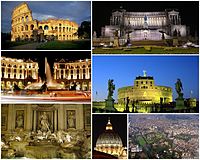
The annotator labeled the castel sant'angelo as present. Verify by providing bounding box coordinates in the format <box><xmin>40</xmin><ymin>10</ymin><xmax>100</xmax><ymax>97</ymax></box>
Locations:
<box><xmin>11</xmin><ymin>2</ymin><xmax>78</xmax><ymax>42</ymax></box>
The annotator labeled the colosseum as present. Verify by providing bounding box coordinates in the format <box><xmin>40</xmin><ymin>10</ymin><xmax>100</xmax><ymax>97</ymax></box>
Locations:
<box><xmin>11</xmin><ymin>2</ymin><xmax>78</xmax><ymax>42</ymax></box>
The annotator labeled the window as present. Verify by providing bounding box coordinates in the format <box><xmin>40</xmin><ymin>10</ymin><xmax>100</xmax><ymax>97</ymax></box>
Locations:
<box><xmin>30</xmin><ymin>24</ymin><xmax>34</xmax><ymax>30</ymax></box>
<box><xmin>44</xmin><ymin>25</ymin><xmax>49</xmax><ymax>30</ymax></box>
<box><xmin>26</xmin><ymin>16</ymin><xmax>28</xmax><ymax>22</ymax></box>
<box><xmin>25</xmin><ymin>25</ymin><xmax>28</xmax><ymax>31</ymax></box>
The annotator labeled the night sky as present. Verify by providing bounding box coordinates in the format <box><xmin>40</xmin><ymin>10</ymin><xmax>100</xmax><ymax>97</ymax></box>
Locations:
<box><xmin>92</xmin><ymin>56</ymin><xmax>199</xmax><ymax>101</ymax></box>
<box><xmin>1</xmin><ymin>1</ymin><xmax>91</xmax><ymax>33</ymax></box>
<box><xmin>92</xmin><ymin>114</ymin><xmax>127</xmax><ymax>149</ymax></box>
<box><xmin>2</xmin><ymin>51</ymin><xmax>90</xmax><ymax>81</ymax></box>
<box><xmin>93</xmin><ymin>1</ymin><xmax>199</xmax><ymax>37</ymax></box>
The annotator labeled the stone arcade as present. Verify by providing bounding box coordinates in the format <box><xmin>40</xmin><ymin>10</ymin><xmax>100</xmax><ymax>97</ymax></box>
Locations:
<box><xmin>101</xmin><ymin>7</ymin><xmax>188</xmax><ymax>40</ymax></box>
<box><xmin>1</xmin><ymin>104</ymin><xmax>91</xmax><ymax>159</ymax></box>
<box><xmin>11</xmin><ymin>3</ymin><xmax>78</xmax><ymax>42</ymax></box>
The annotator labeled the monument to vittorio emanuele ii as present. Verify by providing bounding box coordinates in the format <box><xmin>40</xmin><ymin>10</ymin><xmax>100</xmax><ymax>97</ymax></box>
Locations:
<box><xmin>101</xmin><ymin>7</ymin><xmax>188</xmax><ymax>40</ymax></box>
<box><xmin>11</xmin><ymin>3</ymin><xmax>78</xmax><ymax>41</ymax></box>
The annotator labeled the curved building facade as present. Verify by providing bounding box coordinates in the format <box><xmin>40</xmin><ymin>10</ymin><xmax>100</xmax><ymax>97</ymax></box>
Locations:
<box><xmin>11</xmin><ymin>3</ymin><xmax>78</xmax><ymax>41</ymax></box>
<box><xmin>1</xmin><ymin>56</ymin><xmax>39</xmax><ymax>90</ymax></box>
<box><xmin>118</xmin><ymin>73</ymin><xmax>172</xmax><ymax>105</ymax></box>
<box><xmin>53</xmin><ymin>59</ymin><xmax>91</xmax><ymax>91</ymax></box>
<box><xmin>94</xmin><ymin>118</ymin><xmax>127</xmax><ymax>159</ymax></box>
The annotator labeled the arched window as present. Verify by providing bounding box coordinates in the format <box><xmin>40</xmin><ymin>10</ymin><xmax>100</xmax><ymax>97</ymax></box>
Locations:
<box><xmin>55</xmin><ymin>27</ymin><xmax>58</xmax><ymax>31</ymax></box>
<box><xmin>63</xmin><ymin>27</ymin><xmax>65</xmax><ymax>32</ymax></box>
<box><xmin>44</xmin><ymin>25</ymin><xmax>49</xmax><ymax>30</ymax></box>
<box><xmin>25</xmin><ymin>25</ymin><xmax>28</xmax><ymax>31</ymax></box>
<box><xmin>39</xmin><ymin>26</ymin><xmax>42</xmax><ymax>29</ymax></box>
<box><xmin>26</xmin><ymin>16</ymin><xmax>28</xmax><ymax>22</ymax></box>
<box><xmin>30</xmin><ymin>24</ymin><xmax>34</xmax><ymax>30</ymax></box>
<box><xmin>21</xmin><ymin>26</ymin><xmax>24</xmax><ymax>31</ymax></box>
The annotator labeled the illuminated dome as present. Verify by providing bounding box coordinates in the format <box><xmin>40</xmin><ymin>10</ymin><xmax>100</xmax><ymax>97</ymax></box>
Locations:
<box><xmin>95</xmin><ymin>118</ymin><xmax>126</xmax><ymax>158</ymax></box>
<box><xmin>96</xmin><ymin>118</ymin><xmax>123</xmax><ymax>147</ymax></box>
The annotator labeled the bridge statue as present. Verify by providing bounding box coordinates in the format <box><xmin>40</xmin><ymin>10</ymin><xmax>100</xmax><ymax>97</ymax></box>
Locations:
<box><xmin>175</xmin><ymin>78</ymin><xmax>183</xmax><ymax>98</ymax></box>
<box><xmin>108</xmin><ymin>79</ymin><xmax>115</xmax><ymax>98</ymax></box>
<box><xmin>105</xmin><ymin>79</ymin><xmax>117</xmax><ymax>112</ymax></box>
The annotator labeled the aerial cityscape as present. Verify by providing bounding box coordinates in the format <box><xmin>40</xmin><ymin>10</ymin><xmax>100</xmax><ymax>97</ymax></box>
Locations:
<box><xmin>129</xmin><ymin>114</ymin><xmax>199</xmax><ymax>159</ymax></box>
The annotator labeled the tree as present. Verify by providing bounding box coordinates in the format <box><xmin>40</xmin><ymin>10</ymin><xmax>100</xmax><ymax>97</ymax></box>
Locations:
<box><xmin>77</xmin><ymin>21</ymin><xmax>91</xmax><ymax>39</ymax></box>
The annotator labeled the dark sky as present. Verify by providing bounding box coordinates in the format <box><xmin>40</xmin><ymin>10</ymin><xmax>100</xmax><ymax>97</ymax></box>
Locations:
<box><xmin>2</xmin><ymin>51</ymin><xmax>90</xmax><ymax>80</ymax></box>
<box><xmin>2</xmin><ymin>1</ymin><xmax>91</xmax><ymax>33</ymax></box>
<box><xmin>93</xmin><ymin>1</ymin><xmax>199</xmax><ymax>37</ymax></box>
<box><xmin>92</xmin><ymin>114</ymin><xmax>127</xmax><ymax>149</ymax></box>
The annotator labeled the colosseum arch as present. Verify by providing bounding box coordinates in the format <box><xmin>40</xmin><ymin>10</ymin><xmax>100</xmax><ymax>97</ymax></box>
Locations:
<box><xmin>25</xmin><ymin>25</ymin><xmax>28</xmax><ymax>30</ymax></box>
<box><xmin>44</xmin><ymin>25</ymin><xmax>49</xmax><ymax>30</ymax></box>
<box><xmin>30</xmin><ymin>24</ymin><xmax>34</xmax><ymax>30</ymax></box>
<box><xmin>25</xmin><ymin>15</ymin><xmax>29</xmax><ymax>22</ymax></box>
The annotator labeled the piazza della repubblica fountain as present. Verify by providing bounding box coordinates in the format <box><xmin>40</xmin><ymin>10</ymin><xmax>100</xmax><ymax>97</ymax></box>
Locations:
<box><xmin>3</xmin><ymin>57</ymin><xmax>91</xmax><ymax>101</ymax></box>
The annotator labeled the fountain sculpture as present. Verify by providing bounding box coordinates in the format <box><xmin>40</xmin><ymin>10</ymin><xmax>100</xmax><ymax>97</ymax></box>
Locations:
<box><xmin>25</xmin><ymin>57</ymin><xmax>65</xmax><ymax>90</ymax></box>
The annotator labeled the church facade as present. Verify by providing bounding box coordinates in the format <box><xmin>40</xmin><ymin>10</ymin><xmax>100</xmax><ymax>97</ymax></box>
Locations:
<box><xmin>101</xmin><ymin>8</ymin><xmax>188</xmax><ymax>40</ymax></box>
<box><xmin>11</xmin><ymin>3</ymin><xmax>78</xmax><ymax>42</ymax></box>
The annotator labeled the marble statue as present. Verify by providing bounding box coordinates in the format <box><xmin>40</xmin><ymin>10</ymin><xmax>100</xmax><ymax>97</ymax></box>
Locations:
<box><xmin>16</xmin><ymin>113</ymin><xmax>24</xmax><ymax>129</ymax></box>
<box><xmin>68</xmin><ymin>111</ymin><xmax>75</xmax><ymax>128</ymax></box>
<box><xmin>40</xmin><ymin>112</ymin><xmax>50</xmax><ymax>132</ymax></box>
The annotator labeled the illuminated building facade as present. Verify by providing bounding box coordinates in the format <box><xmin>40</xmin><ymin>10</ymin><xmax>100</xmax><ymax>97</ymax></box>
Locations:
<box><xmin>94</xmin><ymin>118</ymin><xmax>127</xmax><ymax>159</ymax></box>
<box><xmin>1</xmin><ymin>104</ymin><xmax>91</xmax><ymax>159</ymax></box>
<box><xmin>1</xmin><ymin>56</ymin><xmax>39</xmax><ymax>90</ymax></box>
<box><xmin>101</xmin><ymin>8</ymin><xmax>187</xmax><ymax>40</ymax></box>
<box><xmin>11</xmin><ymin>3</ymin><xmax>78</xmax><ymax>41</ymax></box>
<box><xmin>53</xmin><ymin>59</ymin><xmax>91</xmax><ymax>91</ymax></box>
<box><xmin>118</xmin><ymin>72</ymin><xmax>172</xmax><ymax>105</ymax></box>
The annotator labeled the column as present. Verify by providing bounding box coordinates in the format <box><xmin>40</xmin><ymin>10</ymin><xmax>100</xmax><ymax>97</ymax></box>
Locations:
<box><xmin>63</xmin><ymin>69</ymin><xmax>66</xmax><ymax>79</ymax></box>
<box><xmin>58</xmin><ymin>105</ymin><xmax>64</xmax><ymax>130</ymax></box>
<box><xmin>33</xmin><ymin>110</ymin><xmax>37</xmax><ymax>131</ymax></box>
<box><xmin>54</xmin><ymin>110</ymin><xmax>57</xmax><ymax>132</ymax></box>
<box><xmin>54</xmin><ymin>69</ymin><xmax>56</xmax><ymax>79</ymax></box>
<box><xmin>59</xmin><ymin>69</ymin><xmax>61</xmax><ymax>79</ymax></box>
<box><xmin>26</xmin><ymin>106</ymin><xmax>32</xmax><ymax>131</ymax></box>
<box><xmin>7</xmin><ymin>105</ymin><xmax>13</xmax><ymax>131</ymax></box>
